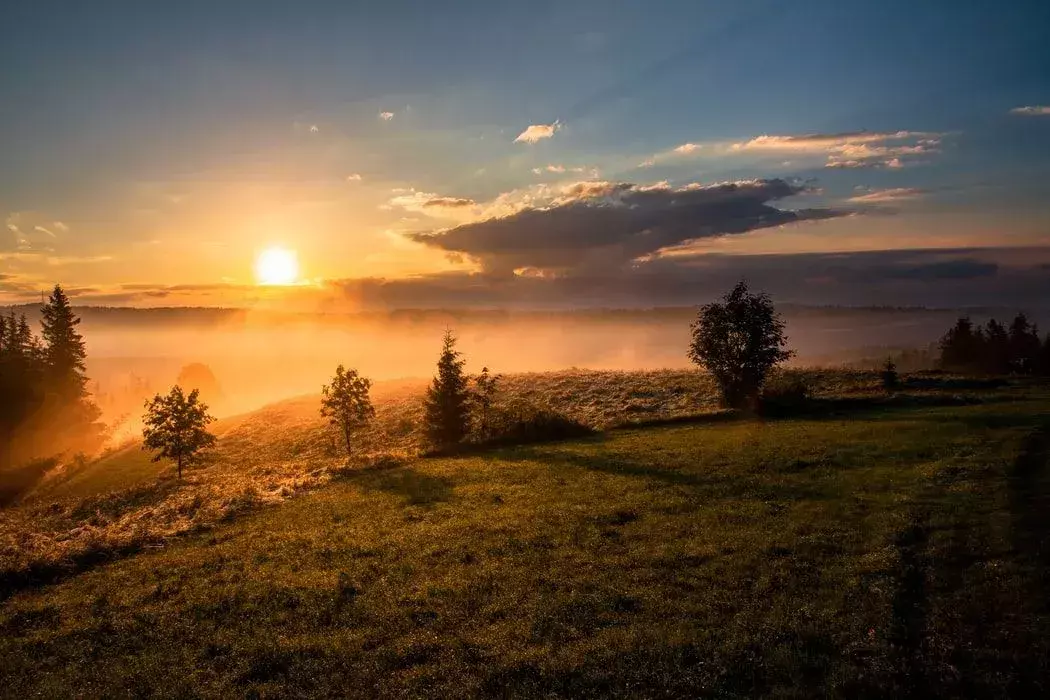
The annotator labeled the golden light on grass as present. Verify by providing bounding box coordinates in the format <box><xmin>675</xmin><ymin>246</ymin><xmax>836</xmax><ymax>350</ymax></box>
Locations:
<box><xmin>255</xmin><ymin>246</ymin><xmax>299</xmax><ymax>286</ymax></box>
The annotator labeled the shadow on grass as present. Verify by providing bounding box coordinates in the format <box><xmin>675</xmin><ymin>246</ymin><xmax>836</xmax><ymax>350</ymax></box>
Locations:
<box><xmin>357</xmin><ymin>467</ymin><xmax>455</xmax><ymax>507</ymax></box>
<box><xmin>0</xmin><ymin>457</ymin><xmax>59</xmax><ymax>507</ymax></box>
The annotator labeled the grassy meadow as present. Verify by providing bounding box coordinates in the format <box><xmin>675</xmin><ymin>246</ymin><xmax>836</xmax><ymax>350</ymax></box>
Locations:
<box><xmin>1</xmin><ymin>370</ymin><xmax>1049</xmax><ymax>696</ymax></box>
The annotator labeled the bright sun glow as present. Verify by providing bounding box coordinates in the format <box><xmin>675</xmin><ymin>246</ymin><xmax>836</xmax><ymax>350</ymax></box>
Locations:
<box><xmin>255</xmin><ymin>247</ymin><xmax>299</xmax><ymax>286</ymax></box>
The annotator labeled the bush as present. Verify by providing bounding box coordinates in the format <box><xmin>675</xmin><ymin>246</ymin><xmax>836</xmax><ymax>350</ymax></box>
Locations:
<box><xmin>478</xmin><ymin>400</ymin><xmax>593</xmax><ymax>446</ymax></box>
<box><xmin>881</xmin><ymin>358</ymin><xmax>899</xmax><ymax>390</ymax></box>
<box><xmin>757</xmin><ymin>376</ymin><xmax>811</xmax><ymax>417</ymax></box>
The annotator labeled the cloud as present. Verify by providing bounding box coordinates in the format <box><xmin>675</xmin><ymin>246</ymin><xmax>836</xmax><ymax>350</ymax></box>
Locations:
<box><xmin>4</xmin><ymin>211</ymin><xmax>68</xmax><ymax>251</ymax></box>
<box><xmin>309</xmin><ymin>124</ymin><xmax>320</xmax><ymax>133</ymax></box>
<box><xmin>673</xmin><ymin>143</ymin><xmax>701</xmax><ymax>154</ymax></box>
<box><xmin>407</xmin><ymin>178</ymin><xmax>846</xmax><ymax>275</ymax></box>
<box><xmin>847</xmin><ymin>188</ymin><xmax>926</xmax><ymax>204</ymax></box>
<box><xmin>532</xmin><ymin>164</ymin><xmax>590</xmax><ymax>176</ymax></box>
<box><xmin>379</xmin><ymin>111</ymin><xmax>395</xmax><ymax>121</ymax></box>
<box><xmin>514</xmin><ymin>121</ymin><xmax>560</xmax><ymax>143</ymax></box>
<box><xmin>1010</xmin><ymin>105</ymin><xmax>1050</xmax><ymax>116</ymax></box>
<box><xmin>421</xmin><ymin>197</ymin><xmax>476</xmax><ymax>209</ymax></box>
<box><xmin>346</xmin><ymin>173</ymin><xmax>363</xmax><ymax>182</ymax></box>
<box><xmin>731</xmin><ymin>130</ymin><xmax>942</xmax><ymax>169</ymax></box>
<box><xmin>314</xmin><ymin>247</ymin><xmax>1048</xmax><ymax>309</ymax></box>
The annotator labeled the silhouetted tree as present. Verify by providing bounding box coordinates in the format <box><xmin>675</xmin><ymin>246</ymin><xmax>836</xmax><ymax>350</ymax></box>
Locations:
<box><xmin>142</xmin><ymin>386</ymin><xmax>216</xmax><ymax>478</ymax></box>
<box><xmin>938</xmin><ymin>317</ymin><xmax>984</xmax><ymax>372</ymax></box>
<box><xmin>1041</xmin><ymin>334</ymin><xmax>1050</xmax><ymax>376</ymax></box>
<box><xmin>1008</xmin><ymin>313</ymin><xmax>1041</xmax><ymax>374</ymax></box>
<box><xmin>983</xmin><ymin>319</ymin><xmax>1011</xmax><ymax>375</ymax></box>
<box><xmin>0</xmin><ymin>314</ymin><xmax>45</xmax><ymax>466</ymax></box>
<box><xmin>688</xmin><ymin>281</ymin><xmax>793</xmax><ymax>409</ymax></box>
<box><xmin>881</xmin><ymin>358</ymin><xmax>899</xmax><ymax>390</ymax></box>
<box><xmin>41</xmin><ymin>285</ymin><xmax>89</xmax><ymax>400</ymax></box>
<box><xmin>423</xmin><ymin>330</ymin><xmax>470</xmax><ymax>448</ymax></box>
<box><xmin>470</xmin><ymin>366</ymin><xmax>501</xmax><ymax>440</ymax></box>
<box><xmin>320</xmin><ymin>365</ymin><xmax>375</xmax><ymax>458</ymax></box>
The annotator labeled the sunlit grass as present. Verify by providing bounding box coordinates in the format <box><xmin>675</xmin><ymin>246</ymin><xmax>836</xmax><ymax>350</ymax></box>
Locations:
<box><xmin>1</xmin><ymin>395</ymin><xmax>1047</xmax><ymax>695</ymax></box>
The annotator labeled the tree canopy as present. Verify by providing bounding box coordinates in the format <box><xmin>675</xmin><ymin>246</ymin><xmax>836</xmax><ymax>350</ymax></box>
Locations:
<box><xmin>320</xmin><ymin>365</ymin><xmax>375</xmax><ymax>458</ymax></box>
<box><xmin>142</xmin><ymin>386</ymin><xmax>216</xmax><ymax>479</ymax></box>
<box><xmin>688</xmin><ymin>281</ymin><xmax>793</xmax><ymax>409</ymax></box>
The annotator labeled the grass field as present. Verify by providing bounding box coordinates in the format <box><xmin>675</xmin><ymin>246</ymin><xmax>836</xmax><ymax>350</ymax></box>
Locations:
<box><xmin>2</xmin><ymin>383</ymin><xmax>1049</xmax><ymax>697</ymax></box>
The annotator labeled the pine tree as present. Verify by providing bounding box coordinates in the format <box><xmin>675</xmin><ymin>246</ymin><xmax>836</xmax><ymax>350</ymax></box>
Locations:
<box><xmin>938</xmin><ymin>317</ymin><xmax>984</xmax><ymax>371</ymax></box>
<box><xmin>983</xmin><ymin>319</ymin><xmax>1010</xmax><ymax>374</ymax></box>
<box><xmin>1008</xmin><ymin>313</ymin><xmax>1041</xmax><ymax>374</ymax></box>
<box><xmin>422</xmin><ymin>330</ymin><xmax>470</xmax><ymax>449</ymax></box>
<box><xmin>40</xmin><ymin>284</ymin><xmax>89</xmax><ymax>400</ymax></box>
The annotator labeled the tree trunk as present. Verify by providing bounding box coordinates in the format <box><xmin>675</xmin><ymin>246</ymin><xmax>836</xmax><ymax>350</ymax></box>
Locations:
<box><xmin>177</xmin><ymin>455</ymin><xmax>182</xmax><ymax>479</ymax></box>
<box><xmin>343</xmin><ymin>427</ymin><xmax>352</xmax><ymax>459</ymax></box>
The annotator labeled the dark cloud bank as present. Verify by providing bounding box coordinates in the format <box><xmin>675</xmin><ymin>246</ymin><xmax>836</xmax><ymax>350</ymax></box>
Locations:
<box><xmin>409</xmin><ymin>179</ymin><xmax>843</xmax><ymax>274</ymax></box>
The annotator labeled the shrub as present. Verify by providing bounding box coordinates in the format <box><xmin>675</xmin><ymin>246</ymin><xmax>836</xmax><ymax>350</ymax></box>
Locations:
<box><xmin>757</xmin><ymin>376</ymin><xmax>811</xmax><ymax>417</ymax></box>
<box><xmin>881</xmin><ymin>358</ymin><xmax>899</xmax><ymax>390</ymax></box>
<box><xmin>480</xmin><ymin>400</ymin><xmax>593</xmax><ymax>446</ymax></box>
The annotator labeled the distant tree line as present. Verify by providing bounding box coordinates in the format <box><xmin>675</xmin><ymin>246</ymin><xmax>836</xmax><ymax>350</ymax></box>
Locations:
<box><xmin>938</xmin><ymin>314</ymin><xmax>1050</xmax><ymax>375</ymax></box>
<box><xmin>0</xmin><ymin>285</ymin><xmax>102</xmax><ymax>468</ymax></box>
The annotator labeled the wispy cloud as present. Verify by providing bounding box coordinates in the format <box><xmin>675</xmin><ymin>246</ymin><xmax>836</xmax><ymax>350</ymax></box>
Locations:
<box><xmin>379</xmin><ymin>111</ymin><xmax>395</xmax><ymax>121</ymax></box>
<box><xmin>514</xmin><ymin>121</ymin><xmax>560</xmax><ymax>143</ymax></box>
<box><xmin>673</xmin><ymin>143</ymin><xmax>701</xmax><ymax>154</ymax></box>
<box><xmin>847</xmin><ymin>187</ymin><xmax>926</xmax><ymax>204</ymax></box>
<box><xmin>346</xmin><ymin>173</ymin><xmax>363</xmax><ymax>182</ymax></box>
<box><xmin>531</xmin><ymin>164</ymin><xmax>590</xmax><ymax>175</ymax></box>
<box><xmin>421</xmin><ymin>196</ymin><xmax>476</xmax><ymax>209</ymax></box>
<box><xmin>1010</xmin><ymin>105</ymin><xmax>1050</xmax><ymax>116</ymax></box>
<box><xmin>730</xmin><ymin>130</ymin><xmax>942</xmax><ymax>169</ymax></box>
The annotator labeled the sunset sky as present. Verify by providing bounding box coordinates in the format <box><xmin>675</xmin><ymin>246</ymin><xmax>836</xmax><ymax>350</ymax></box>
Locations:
<box><xmin>2</xmin><ymin>0</ymin><xmax>1049</xmax><ymax>309</ymax></box>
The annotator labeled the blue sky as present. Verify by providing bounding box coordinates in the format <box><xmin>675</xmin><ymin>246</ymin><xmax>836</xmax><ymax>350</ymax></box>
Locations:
<box><xmin>2</xmin><ymin>0</ymin><xmax>1049</xmax><ymax>308</ymax></box>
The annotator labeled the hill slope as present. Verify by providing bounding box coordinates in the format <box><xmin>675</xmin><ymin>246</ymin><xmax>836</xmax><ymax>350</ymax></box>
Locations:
<box><xmin>2</xmin><ymin>396</ymin><xmax>1049</xmax><ymax>697</ymax></box>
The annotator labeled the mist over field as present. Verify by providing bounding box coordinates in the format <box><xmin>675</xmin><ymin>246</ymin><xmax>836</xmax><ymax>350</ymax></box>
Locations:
<box><xmin>0</xmin><ymin>304</ymin><xmax>1029</xmax><ymax>425</ymax></box>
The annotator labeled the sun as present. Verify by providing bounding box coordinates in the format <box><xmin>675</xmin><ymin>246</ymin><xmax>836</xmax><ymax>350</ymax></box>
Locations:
<box><xmin>255</xmin><ymin>247</ymin><xmax>299</xmax><ymax>286</ymax></box>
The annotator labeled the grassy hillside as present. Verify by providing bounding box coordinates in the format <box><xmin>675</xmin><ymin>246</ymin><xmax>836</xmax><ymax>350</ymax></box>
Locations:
<box><xmin>2</xmin><ymin>393</ymin><xmax>1049</xmax><ymax>696</ymax></box>
<box><xmin>0</xmin><ymin>369</ymin><xmax>917</xmax><ymax>588</ymax></box>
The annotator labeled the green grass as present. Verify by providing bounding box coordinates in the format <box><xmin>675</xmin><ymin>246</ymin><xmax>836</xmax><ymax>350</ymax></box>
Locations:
<box><xmin>2</xmin><ymin>396</ymin><xmax>1049</xmax><ymax>697</ymax></box>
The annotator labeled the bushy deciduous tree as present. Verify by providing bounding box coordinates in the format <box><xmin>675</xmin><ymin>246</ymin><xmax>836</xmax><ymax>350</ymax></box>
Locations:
<box><xmin>142</xmin><ymin>386</ymin><xmax>216</xmax><ymax>478</ymax></box>
<box><xmin>470</xmin><ymin>366</ymin><xmax>501</xmax><ymax>440</ymax></box>
<box><xmin>423</xmin><ymin>330</ymin><xmax>470</xmax><ymax>449</ymax></box>
<box><xmin>320</xmin><ymin>365</ymin><xmax>375</xmax><ymax>458</ymax></box>
<box><xmin>688</xmin><ymin>281</ymin><xmax>794</xmax><ymax>409</ymax></box>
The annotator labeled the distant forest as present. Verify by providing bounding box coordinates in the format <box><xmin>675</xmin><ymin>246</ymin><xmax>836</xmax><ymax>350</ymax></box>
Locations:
<box><xmin>1</xmin><ymin>303</ymin><xmax>1045</xmax><ymax>330</ymax></box>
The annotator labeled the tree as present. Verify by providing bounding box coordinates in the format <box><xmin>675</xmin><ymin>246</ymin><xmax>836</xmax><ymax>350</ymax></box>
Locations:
<box><xmin>688</xmin><ymin>280</ymin><xmax>793</xmax><ymax>409</ymax></box>
<box><xmin>0</xmin><ymin>314</ymin><xmax>45</xmax><ymax>467</ymax></box>
<box><xmin>142</xmin><ymin>386</ymin><xmax>216</xmax><ymax>478</ymax></box>
<box><xmin>881</xmin><ymin>357</ymin><xmax>900</xmax><ymax>390</ymax></box>
<box><xmin>470</xmin><ymin>366</ymin><xmax>501</xmax><ymax>440</ymax></box>
<box><xmin>423</xmin><ymin>330</ymin><xmax>471</xmax><ymax>448</ymax></box>
<box><xmin>1008</xmin><ymin>313</ymin><xmax>1041</xmax><ymax>374</ymax></box>
<box><xmin>938</xmin><ymin>317</ymin><xmax>984</xmax><ymax>372</ymax></box>
<box><xmin>40</xmin><ymin>284</ymin><xmax>89</xmax><ymax>400</ymax></box>
<box><xmin>983</xmin><ymin>319</ymin><xmax>1011</xmax><ymax>375</ymax></box>
<box><xmin>320</xmin><ymin>365</ymin><xmax>375</xmax><ymax>458</ymax></box>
